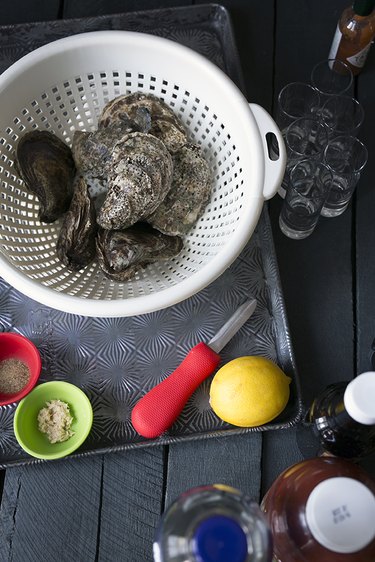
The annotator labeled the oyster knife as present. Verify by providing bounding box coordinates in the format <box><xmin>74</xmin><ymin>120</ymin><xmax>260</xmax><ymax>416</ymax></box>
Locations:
<box><xmin>131</xmin><ymin>298</ymin><xmax>257</xmax><ymax>438</ymax></box>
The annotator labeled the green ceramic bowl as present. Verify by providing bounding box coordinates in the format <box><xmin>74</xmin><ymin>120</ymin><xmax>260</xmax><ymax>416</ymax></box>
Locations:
<box><xmin>14</xmin><ymin>381</ymin><xmax>93</xmax><ymax>460</ymax></box>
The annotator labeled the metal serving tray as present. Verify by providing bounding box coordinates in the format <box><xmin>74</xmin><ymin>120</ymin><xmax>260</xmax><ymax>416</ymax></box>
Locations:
<box><xmin>0</xmin><ymin>4</ymin><xmax>302</xmax><ymax>468</ymax></box>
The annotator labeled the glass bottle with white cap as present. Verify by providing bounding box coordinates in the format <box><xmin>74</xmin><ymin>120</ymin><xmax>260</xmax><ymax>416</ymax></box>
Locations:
<box><xmin>261</xmin><ymin>456</ymin><xmax>375</xmax><ymax>561</ymax></box>
<box><xmin>297</xmin><ymin>371</ymin><xmax>375</xmax><ymax>459</ymax></box>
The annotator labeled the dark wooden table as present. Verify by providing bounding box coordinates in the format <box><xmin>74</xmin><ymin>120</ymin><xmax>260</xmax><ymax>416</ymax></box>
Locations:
<box><xmin>0</xmin><ymin>1</ymin><xmax>374</xmax><ymax>560</ymax></box>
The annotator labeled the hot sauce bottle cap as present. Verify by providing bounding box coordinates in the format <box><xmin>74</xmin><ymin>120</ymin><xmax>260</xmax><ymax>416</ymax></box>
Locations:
<box><xmin>344</xmin><ymin>371</ymin><xmax>375</xmax><ymax>425</ymax></box>
<box><xmin>305</xmin><ymin>476</ymin><xmax>375</xmax><ymax>553</ymax></box>
<box><xmin>353</xmin><ymin>0</ymin><xmax>375</xmax><ymax>16</ymax></box>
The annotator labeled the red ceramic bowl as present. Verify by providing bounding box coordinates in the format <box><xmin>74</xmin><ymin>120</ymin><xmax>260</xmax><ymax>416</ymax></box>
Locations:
<box><xmin>0</xmin><ymin>332</ymin><xmax>41</xmax><ymax>406</ymax></box>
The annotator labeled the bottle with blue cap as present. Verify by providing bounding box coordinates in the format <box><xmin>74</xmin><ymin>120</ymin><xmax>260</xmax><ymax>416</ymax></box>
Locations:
<box><xmin>153</xmin><ymin>484</ymin><xmax>273</xmax><ymax>562</ymax></box>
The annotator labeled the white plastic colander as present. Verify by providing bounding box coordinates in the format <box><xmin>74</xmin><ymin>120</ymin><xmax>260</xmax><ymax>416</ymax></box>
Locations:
<box><xmin>0</xmin><ymin>31</ymin><xmax>285</xmax><ymax>317</ymax></box>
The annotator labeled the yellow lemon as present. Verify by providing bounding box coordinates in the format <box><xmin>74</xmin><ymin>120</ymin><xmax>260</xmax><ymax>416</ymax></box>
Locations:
<box><xmin>209</xmin><ymin>356</ymin><xmax>291</xmax><ymax>427</ymax></box>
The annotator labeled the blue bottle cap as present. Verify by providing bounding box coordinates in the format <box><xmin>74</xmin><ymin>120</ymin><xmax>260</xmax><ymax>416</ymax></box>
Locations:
<box><xmin>193</xmin><ymin>515</ymin><xmax>248</xmax><ymax>562</ymax></box>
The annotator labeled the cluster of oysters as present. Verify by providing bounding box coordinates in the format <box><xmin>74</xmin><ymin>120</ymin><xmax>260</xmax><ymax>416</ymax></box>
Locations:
<box><xmin>14</xmin><ymin>92</ymin><xmax>212</xmax><ymax>281</ymax></box>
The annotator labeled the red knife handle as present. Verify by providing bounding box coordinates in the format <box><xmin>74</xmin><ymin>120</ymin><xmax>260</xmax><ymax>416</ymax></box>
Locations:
<box><xmin>131</xmin><ymin>342</ymin><xmax>221</xmax><ymax>439</ymax></box>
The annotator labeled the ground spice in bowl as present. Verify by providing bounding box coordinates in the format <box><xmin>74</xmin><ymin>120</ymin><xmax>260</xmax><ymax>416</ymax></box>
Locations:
<box><xmin>0</xmin><ymin>358</ymin><xmax>30</xmax><ymax>395</ymax></box>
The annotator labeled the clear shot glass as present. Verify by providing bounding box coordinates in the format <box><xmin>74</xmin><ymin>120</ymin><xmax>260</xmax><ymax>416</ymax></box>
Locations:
<box><xmin>322</xmin><ymin>135</ymin><xmax>368</xmax><ymax>217</ymax></box>
<box><xmin>276</xmin><ymin>82</ymin><xmax>321</xmax><ymax>132</ymax></box>
<box><xmin>320</xmin><ymin>95</ymin><xmax>365</xmax><ymax>139</ymax></box>
<box><xmin>279</xmin><ymin>159</ymin><xmax>332</xmax><ymax>239</ymax></box>
<box><xmin>311</xmin><ymin>59</ymin><xmax>354</xmax><ymax>104</ymax></box>
<box><xmin>278</xmin><ymin>116</ymin><xmax>329</xmax><ymax>198</ymax></box>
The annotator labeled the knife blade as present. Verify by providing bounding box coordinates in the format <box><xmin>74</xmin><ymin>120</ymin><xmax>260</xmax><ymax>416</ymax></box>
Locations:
<box><xmin>131</xmin><ymin>298</ymin><xmax>257</xmax><ymax>438</ymax></box>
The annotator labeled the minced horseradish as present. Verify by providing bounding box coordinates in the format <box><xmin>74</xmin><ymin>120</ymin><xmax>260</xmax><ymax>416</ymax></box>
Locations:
<box><xmin>37</xmin><ymin>399</ymin><xmax>75</xmax><ymax>444</ymax></box>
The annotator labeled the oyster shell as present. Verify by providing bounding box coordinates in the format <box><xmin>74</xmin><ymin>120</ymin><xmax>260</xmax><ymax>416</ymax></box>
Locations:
<box><xmin>15</xmin><ymin>130</ymin><xmax>75</xmax><ymax>223</ymax></box>
<box><xmin>98</xmin><ymin>92</ymin><xmax>187</xmax><ymax>153</ymax></box>
<box><xmin>96</xmin><ymin>223</ymin><xmax>183</xmax><ymax>282</ymax></box>
<box><xmin>97</xmin><ymin>132</ymin><xmax>173</xmax><ymax>231</ymax></box>
<box><xmin>147</xmin><ymin>143</ymin><xmax>212</xmax><ymax>236</ymax></box>
<box><xmin>72</xmin><ymin>108</ymin><xmax>151</xmax><ymax>194</ymax></box>
<box><xmin>72</xmin><ymin>126</ymin><xmax>118</xmax><ymax>194</ymax></box>
<box><xmin>56</xmin><ymin>176</ymin><xmax>97</xmax><ymax>271</ymax></box>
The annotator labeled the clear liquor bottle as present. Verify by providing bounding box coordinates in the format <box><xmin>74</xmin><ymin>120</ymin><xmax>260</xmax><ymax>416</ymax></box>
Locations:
<box><xmin>153</xmin><ymin>484</ymin><xmax>273</xmax><ymax>562</ymax></box>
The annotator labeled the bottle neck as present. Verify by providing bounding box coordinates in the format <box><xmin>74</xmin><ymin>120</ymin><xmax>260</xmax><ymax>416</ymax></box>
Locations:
<box><xmin>304</xmin><ymin>377</ymin><xmax>375</xmax><ymax>458</ymax></box>
<box><xmin>353</xmin><ymin>0</ymin><xmax>375</xmax><ymax>16</ymax></box>
<box><xmin>308</xmin><ymin>374</ymin><xmax>375</xmax><ymax>426</ymax></box>
<box><xmin>308</xmin><ymin>382</ymin><xmax>347</xmax><ymax>421</ymax></box>
<box><xmin>314</xmin><ymin>407</ymin><xmax>358</xmax><ymax>431</ymax></box>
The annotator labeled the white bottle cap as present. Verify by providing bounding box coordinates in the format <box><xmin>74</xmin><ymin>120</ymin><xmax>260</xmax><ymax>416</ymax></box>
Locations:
<box><xmin>343</xmin><ymin>371</ymin><xmax>375</xmax><ymax>425</ymax></box>
<box><xmin>305</xmin><ymin>477</ymin><xmax>375</xmax><ymax>553</ymax></box>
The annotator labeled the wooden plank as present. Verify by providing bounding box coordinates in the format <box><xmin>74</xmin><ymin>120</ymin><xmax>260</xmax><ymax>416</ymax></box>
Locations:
<box><xmin>196</xmin><ymin>0</ymin><xmax>274</xmax><ymax>107</ymax></box>
<box><xmin>63</xmin><ymin>0</ymin><xmax>189</xmax><ymax>19</ymax></box>
<box><xmin>260</xmin><ymin>428</ymin><xmax>303</xmax><ymax>496</ymax></box>
<box><xmin>0</xmin><ymin>471</ymin><xmax>3</xmax><ymax>505</ymax></box>
<box><xmin>355</xmin><ymin>47</ymin><xmax>375</xmax><ymax>376</ymax></box>
<box><xmin>263</xmin><ymin>0</ymin><xmax>358</xmax><ymax>492</ymax></box>
<box><xmin>165</xmin><ymin>434</ymin><xmax>263</xmax><ymax>508</ymax></box>
<box><xmin>272</xmin><ymin>0</ymin><xmax>345</xmax><ymax>86</ymax></box>
<box><xmin>353</xmin><ymin>30</ymin><xmax>375</xmax><ymax>475</ymax></box>
<box><xmin>0</xmin><ymin>449</ymin><xmax>165</xmax><ymax>562</ymax></box>
<box><xmin>268</xmin><ymin>203</ymin><xmax>354</xmax><ymax>402</ymax></box>
<box><xmin>0</xmin><ymin>0</ymin><xmax>61</xmax><ymax>25</ymax></box>
<box><xmin>269</xmin><ymin>0</ymin><xmax>354</xmax><ymax>406</ymax></box>
<box><xmin>0</xmin><ymin>456</ymin><xmax>103</xmax><ymax>561</ymax></box>
<box><xmin>97</xmin><ymin>448</ymin><xmax>165</xmax><ymax>562</ymax></box>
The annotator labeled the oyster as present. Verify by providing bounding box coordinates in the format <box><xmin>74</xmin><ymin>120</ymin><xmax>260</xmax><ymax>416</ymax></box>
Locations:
<box><xmin>96</xmin><ymin>223</ymin><xmax>183</xmax><ymax>282</ymax></box>
<box><xmin>97</xmin><ymin>132</ymin><xmax>173</xmax><ymax>230</ymax></box>
<box><xmin>15</xmin><ymin>130</ymin><xmax>75</xmax><ymax>223</ymax></box>
<box><xmin>72</xmin><ymin>126</ymin><xmax>119</xmax><ymax>194</ymax></box>
<box><xmin>56</xmin><ymin>176</ymin><xmax>97</xmax><ymax>271</ymax></box>
<box><xmin>72</xmin><ymin>108</ymin><xmax>151</xmax><ymax>193</ymax></box>
<box><xmin>147</xmin><ymin>143</ymin><xmax>212</xmax><ymax>236</ymax></box>
<box><xmin>98</xmin><ymin>92</ymin><xmax>187</xmax><ymax>153</ymax></box>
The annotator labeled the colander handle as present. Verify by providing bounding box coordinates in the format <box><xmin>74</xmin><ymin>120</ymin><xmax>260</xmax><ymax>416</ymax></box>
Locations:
<box><xmin>131</xmin><ymin>343</ymin><xmax>221</xmax><ymax>439</ymax></box>
<box><xmin>249</xmin><ymin>103</ymin><xmax>286</xmax><ymax>200</ymax></box>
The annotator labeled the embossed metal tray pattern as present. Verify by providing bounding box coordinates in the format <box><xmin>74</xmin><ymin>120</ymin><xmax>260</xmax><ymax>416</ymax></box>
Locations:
<box><xmin>0</xmin><ymin>4</ymin><xmax>302</xmax><ymax>467</ymax></box>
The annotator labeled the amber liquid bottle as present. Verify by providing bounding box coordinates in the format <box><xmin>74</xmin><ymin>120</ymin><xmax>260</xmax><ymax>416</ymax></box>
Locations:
<box><xmin>297</xmin><ymin>371</ymin><xmax>375</xmax><ymax>460</ymax></box>
<box><xmin>329</xmin><ymin>0</ymin><xmax>375</xmax><ymax>75</ymax></box>
<box><xmin>261</xmin><ymin>457</ymin><xmax>375</xmax><ymax>562</ymax></box>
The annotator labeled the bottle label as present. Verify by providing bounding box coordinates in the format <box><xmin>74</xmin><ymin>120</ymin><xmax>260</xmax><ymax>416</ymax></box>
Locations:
<box><xmin>152</xmin><ymin>543</ymin><xmax>162</xmax><ymax>562</ymax></box>
<box><xmin>328</xmin><ymin>24</ymin><xmax>342</xmax><ymax>61</ymax></box>
<box><xmin>347</xmin><ymin>41</ymin><xmax>373</xmax><ymax>67</ymax></box>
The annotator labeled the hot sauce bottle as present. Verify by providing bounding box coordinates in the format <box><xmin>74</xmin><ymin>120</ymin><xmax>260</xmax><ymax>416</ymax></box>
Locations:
<box><xmin>329</xmin><ymin>0</ymin><xmax>375</xmax><ymax>75</ymax></box>
<box><xmin>261</xmin><ymin>457</ymin><xmax>375</xmax><ymax>562</ymax></box>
